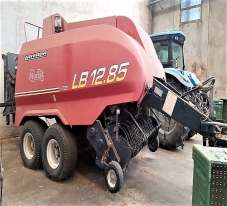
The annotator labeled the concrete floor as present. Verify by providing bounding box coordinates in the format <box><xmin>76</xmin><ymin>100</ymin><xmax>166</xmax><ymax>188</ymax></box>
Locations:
<box><xmin>2</xmin><ymin>135</ymin><xmax>202</xmax><ymax>206</ymax></box>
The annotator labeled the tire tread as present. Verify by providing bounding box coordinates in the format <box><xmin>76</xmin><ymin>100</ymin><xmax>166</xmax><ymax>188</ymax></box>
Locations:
<box><xmin>105</xmin><ymin>161</ymin><xmax>123</xmax><ymax>193</ymax></box>
<box><xmin>42</xmin><ymin>123</ymin><xmax>78</xmax><ymax>182</ymax></box>
<box><xmin>20</xmin><ymin>119</ymin><xmax>47</xmax><ymax>169</ymax></box>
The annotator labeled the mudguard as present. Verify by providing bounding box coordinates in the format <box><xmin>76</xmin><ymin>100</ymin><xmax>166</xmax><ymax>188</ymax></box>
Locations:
<box><xmin>165</xmin><ymin>68</ymin><xmax>200</xmax><ymax>88</ymax></box>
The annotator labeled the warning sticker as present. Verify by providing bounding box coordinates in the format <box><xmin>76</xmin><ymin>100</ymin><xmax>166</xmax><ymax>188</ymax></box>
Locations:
<box><xmin>162</xmin><ymin>91</ymin><xmax>177</xmax><ymax>116</ymax></box>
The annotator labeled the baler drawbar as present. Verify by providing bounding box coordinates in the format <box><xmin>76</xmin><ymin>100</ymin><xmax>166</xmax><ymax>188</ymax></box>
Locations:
<box><xmin>142</xmin><ymin>78</ymin><xmax>227</xmax><ymax>147</ymax></box>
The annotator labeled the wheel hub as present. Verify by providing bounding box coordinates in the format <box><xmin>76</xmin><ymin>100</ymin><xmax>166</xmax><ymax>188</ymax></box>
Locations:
<box><xmin>107</xmin><ymin>169</ymin><xmax>117</xmax><ymax>188</ymax></box>
<box><xmin>47</xmin><ymin>139</ymin><xmax>61</xmax><ymax>169</ymax></box>
<box><xmin>159</xmin><ymin>113</ymin><xmax>177</xmax><ymax>135</ymax></box>
<box><xmin>54</xmin><ymin>145</ymin><xmax>60</xmax><ymax>162</ymax></box>
<box><xmin>23</xmin><ymin>132</ymin><xmax>35</xmax><ymax>160</ymax></box>
<box><xmin>30</xmin><ymin>141</ymin><xmax>34</xmax><ymax>151</ymax></box>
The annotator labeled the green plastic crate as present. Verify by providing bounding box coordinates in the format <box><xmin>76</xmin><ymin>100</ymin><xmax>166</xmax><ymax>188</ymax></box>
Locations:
<box><xmin>214</xmin><ymin>99</ymin><xmax>223</xmax><ymax>120</ymax></box>
<box><xmin>222</xmin><ymin>99</ymin><xmax>227</xmax><ymax>122</ymax></box>
<box><xmin>192</xmin><ymin>144</ymin><xmax>227</xmax><ymax>206</ymax></box>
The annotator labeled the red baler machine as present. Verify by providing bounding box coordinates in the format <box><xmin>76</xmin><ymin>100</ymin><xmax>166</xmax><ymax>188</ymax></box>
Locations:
<box><xmin>1</xmin><ymin>14</ymin><xmax>227</xmax><ymax>193</ymax></box>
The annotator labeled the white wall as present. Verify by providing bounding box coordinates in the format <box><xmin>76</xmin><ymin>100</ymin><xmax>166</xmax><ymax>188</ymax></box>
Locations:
<box><xmin>0</xmin><ymin>0</ymin><xmax>151</xmax><ymax>138</ymax></box>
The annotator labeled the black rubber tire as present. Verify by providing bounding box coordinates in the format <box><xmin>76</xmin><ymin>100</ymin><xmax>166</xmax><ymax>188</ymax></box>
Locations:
<box><xmin>148</xmin><ymin>136</ymin><xmax>159</xmax><ymax>152</ymax></box>
<box><xmin>105</xmin><ymin>161</ymin><xmax>123</xmax><ymax>193</ymax></box>
<box><xmin>20</xmin><ymin>119</ymin><xmax>47</xmax><ymax>169</ymax></box>
<box><xmin>157</xmin><ymin>78</ymin><xmax>189</xmax><ymax>149</ymax></box>
<box><xmin>186</xmin><ymin>130</ymin><xmax>197</xmax><ymax>140</ymax></box>
<box><xmin>42</xmin><ymin>123</ymin><xmax>78</xmax><ymax>182</ymax></box>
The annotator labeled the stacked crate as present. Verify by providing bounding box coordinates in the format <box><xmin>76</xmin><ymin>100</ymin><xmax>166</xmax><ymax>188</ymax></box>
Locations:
<box><xmin>192</xmin><ymin>144</ymin><xmax>227</xmax><ymax>206</ymax></box>
<box><xmin>222</xmin><ymin>99</ymin><xmax>227</xmax><ymax>122</ymax></box>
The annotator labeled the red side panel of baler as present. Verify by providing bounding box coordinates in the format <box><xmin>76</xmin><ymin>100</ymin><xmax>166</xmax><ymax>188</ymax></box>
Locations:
<box><xmin>15</xmin><ymin>16</ymin><xmax>164</xmax><ymax>126</ymax></box>
<box><xmin>117</xmin><ymin>16</ymin><xmax>165</xmax><ymax>89</ymax></box>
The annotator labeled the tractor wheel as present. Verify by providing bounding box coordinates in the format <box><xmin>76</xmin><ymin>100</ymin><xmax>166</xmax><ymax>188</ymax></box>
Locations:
<box><xmin>20</xmin><ymin>119</ymin><xmax>47</xmax><ymax>169</ymax></box>
<box><xmin>105</xmin><ymin>161</ymin><xmax>123</xmax><ymax>193</ymax></box>
<box><xmin>148</xmin><ymin>136</ymin><xmax>159</xmax><ymax>152</ymax></box>
<box><xmin>186</xmin><ymin>130</ymin><xmax>197</xmax><ymax>140</ymax></box>
<box><xmin>42</xmin><ymin>123</ymin><xmax>78</xmax><ymax>182</ymax></box>
<box><xmin>156</xmin><ymin>78</ymin><xmax>189</xmax><ymax>149</ymax></box>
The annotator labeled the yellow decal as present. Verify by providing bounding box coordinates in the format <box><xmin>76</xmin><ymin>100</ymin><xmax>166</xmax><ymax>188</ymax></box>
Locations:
<box><xmin>72</xmin><ymin>62</ymin><xmax>129</xmax><ymax>89</ymax></box>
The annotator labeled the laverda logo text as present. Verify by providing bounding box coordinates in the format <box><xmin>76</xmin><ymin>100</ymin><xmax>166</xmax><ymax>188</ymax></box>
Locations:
<box><xmin>29</xmin><ymin>69</ymin><xmax>44</xmax><ymax>82</ymax></box>
<box><xmin>25</xmin><ymin>51</ymin><xmax>47</xmax><ymax>61</ymax></box>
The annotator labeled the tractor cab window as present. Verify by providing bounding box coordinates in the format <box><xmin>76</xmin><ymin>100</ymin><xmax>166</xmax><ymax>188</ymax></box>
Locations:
<box><xmin>153</xmin><ymin>41</ymin><xmax>168</xmax><ymax>64</ymax></box>
<box><xmin>172</xmin><ymin>42</ymin><xmax>184</xmax><ymax>70</ymax></box>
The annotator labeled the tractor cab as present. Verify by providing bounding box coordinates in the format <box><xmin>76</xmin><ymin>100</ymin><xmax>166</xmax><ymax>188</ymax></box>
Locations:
<box><xmin>150</xmin><ymin>30</ymin><xmax>185</xmax><ymax>71</ymax></box>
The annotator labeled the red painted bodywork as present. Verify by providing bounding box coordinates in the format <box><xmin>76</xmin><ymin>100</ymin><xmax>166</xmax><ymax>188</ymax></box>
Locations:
<box><xmin>15</xmin><ymin>14</ymin><xmax>165</xmax><ymax>126</ymax></box>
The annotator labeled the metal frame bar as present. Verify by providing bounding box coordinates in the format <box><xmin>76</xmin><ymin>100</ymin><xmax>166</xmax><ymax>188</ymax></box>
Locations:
<box><xmin>148</xmin><ymin>0</ymin><xmax>165</xmax><ymax>6</ymax></box>
<box><xmin>0</xmin><ymin>103</ymin><xmax>14</xmax><ymax>107</ymax></box>
<box><xmin>24</xmin><ymin>22</ymin><xmax>43</xmax><ymax>42</ymax></box>
<box><xmin>142</xmin><ymin>78</ymin><xmax>227</xmax><ymax>137</ymax></box>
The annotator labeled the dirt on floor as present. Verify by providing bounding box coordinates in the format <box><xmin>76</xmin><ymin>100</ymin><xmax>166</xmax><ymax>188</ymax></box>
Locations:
<box><xmin>1</xmin><ymin>135</ymin><xmax>203</xmax><ymax>206</ymax></box>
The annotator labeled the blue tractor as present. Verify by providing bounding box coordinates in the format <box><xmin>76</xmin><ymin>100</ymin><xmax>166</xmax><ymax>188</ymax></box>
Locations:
<box><xmin>150</xmin><ymin>30</ymin><xmax>212</xmax><ymax>149</ymax></box>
